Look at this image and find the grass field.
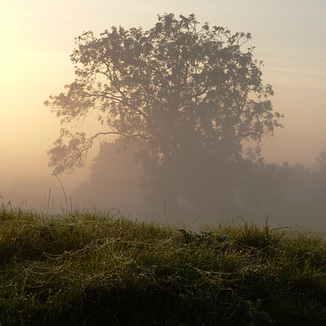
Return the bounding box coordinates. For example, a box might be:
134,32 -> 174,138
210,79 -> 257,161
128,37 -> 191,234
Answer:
0,204 -> 326,325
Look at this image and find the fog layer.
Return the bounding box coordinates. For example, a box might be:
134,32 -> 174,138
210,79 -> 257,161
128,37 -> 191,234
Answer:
2,11 -> 326,232
69,140 -> 326,229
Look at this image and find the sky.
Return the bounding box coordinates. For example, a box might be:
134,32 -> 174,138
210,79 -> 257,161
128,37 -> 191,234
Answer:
0,0 -> 326,211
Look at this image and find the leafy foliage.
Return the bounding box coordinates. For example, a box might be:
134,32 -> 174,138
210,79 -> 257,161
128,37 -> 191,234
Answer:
45,13 -> 282,175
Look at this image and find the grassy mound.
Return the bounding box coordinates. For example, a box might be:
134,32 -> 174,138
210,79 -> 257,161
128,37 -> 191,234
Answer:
0,205 -> 326,325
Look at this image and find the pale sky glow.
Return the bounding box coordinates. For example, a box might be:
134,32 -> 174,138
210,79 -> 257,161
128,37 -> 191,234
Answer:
0,0 -> 326,208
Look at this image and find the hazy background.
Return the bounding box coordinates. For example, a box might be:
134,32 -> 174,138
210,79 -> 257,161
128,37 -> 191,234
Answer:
1,0 -> 326,228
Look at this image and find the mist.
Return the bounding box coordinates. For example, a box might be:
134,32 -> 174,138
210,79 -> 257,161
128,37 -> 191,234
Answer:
1,3 -> 326,232
3,141 -> 325,231
67,140 -> 325,230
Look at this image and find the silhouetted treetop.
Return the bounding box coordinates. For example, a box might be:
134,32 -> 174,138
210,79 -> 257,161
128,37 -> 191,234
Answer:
45,13 -> 283,174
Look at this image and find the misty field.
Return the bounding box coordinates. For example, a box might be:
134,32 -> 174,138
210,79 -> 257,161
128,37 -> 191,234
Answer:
0,205 -> 326,325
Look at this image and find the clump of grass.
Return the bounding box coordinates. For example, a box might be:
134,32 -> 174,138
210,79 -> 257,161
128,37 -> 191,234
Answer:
0,204 -> 326,325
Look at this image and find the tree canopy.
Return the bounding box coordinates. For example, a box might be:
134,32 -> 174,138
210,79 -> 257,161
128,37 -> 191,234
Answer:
45,13 -> 282,176
45,13 -> 286,218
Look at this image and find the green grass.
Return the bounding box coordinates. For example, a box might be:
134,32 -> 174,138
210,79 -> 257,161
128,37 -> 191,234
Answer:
0,205 -> 326,325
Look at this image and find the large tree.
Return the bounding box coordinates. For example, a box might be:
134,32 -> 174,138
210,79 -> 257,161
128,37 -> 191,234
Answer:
45,14 -> 283,216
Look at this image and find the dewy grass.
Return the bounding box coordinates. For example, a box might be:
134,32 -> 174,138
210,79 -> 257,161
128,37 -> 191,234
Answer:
0,205 -> 326,325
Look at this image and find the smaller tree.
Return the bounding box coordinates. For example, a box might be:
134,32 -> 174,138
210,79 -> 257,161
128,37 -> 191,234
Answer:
72,138 -> 145,213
